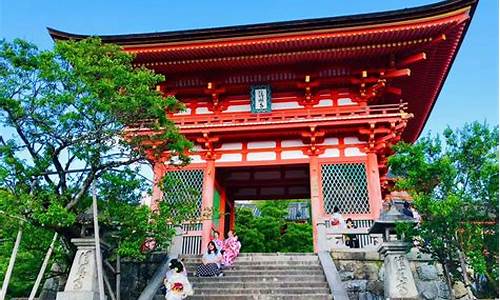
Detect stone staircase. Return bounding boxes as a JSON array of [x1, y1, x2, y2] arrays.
[[156, 253, 332, 300]]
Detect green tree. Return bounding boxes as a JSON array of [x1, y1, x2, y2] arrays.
[[0, 38, 193, 297], [280, 222, 313, 253], [235, 200, 313, 253], [390, 122, 498, 299], [235, 208, 266, 252]]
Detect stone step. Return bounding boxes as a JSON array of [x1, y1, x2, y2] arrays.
[[186, 255, 318, 260], [184, 264, 322, 271], [166, 253, 331, 300], [238, 252, 316, 256], [191, 281, 328, 289], [181, 253, 316, 258], [182, 258, 319, 265], [193, 287, 330, 295], [192, 269, 324, 276], [154, 294, 331, 300], [182, 255, 318, 263], [190, 275, 326, 283]]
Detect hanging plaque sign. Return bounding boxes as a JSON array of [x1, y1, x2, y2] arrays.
[[250, 85, 272, 113]]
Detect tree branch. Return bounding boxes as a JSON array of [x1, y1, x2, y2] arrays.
[[50, 144, 68, 194], [98, 157, 143, 172], [64, 156, 143, 211], [65, 169, 96, 211], [4, 108, 57, 189], [64, 152, 77, 172]]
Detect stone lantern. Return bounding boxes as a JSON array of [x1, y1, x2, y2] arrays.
[[369, 205, 419, 299]]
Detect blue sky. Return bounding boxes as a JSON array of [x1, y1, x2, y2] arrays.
[[1, 0, 498, 136]]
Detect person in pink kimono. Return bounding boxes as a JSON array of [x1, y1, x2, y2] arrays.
[[222, 230, 241, 267]]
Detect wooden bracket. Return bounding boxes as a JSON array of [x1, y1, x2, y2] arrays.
[[301, 126, 326, 156], [204, 82, 227, 112], [196, 132, 221, 160], [297, 75, 320, 107]]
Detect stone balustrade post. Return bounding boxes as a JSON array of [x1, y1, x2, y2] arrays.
[[316, 222, 327, 252]]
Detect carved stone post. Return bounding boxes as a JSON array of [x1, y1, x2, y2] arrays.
[[369, 206, 419, 299], [56, 238, 107, 300], [378, 241, 419, 299]]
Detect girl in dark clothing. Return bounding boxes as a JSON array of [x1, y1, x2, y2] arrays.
[[345, 218, 360, 248]]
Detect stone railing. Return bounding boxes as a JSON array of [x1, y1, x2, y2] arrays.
[[317, 220, 383, 251], [326, 227, 383, 250]]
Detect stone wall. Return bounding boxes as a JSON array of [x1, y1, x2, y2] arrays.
[[119, 252, 167, 300], [34, 252, 166, 300], [331, 250, 451, 300]]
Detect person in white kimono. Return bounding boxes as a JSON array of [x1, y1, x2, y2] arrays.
[[330, 206, 346, 229], [164, 259, 193, 300]]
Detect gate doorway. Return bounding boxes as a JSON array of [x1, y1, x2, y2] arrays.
[[214, 164, 313, 251]]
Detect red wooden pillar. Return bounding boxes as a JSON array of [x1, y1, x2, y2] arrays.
[[218, 189, 227, 235], [366, 152, 383, 219], [151, 161, 166, 212], [309, 155, 323, 253], [201, 159, 216, 250], [229, 199, 236, 231]]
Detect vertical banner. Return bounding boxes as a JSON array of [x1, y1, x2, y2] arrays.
[[250, 84, 272, 113]]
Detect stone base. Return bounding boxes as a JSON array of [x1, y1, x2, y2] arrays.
[[332, 250, 451, 300], [56, 291, 101, 300]]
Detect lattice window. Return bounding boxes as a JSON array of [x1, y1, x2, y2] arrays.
[[321, 163, 370, 214], [162, 169, 204, 218]]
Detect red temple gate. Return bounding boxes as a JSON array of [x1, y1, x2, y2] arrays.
[[50, 0, 477, 253]]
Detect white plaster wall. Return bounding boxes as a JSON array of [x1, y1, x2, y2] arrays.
[[319, 148, 340, 158], [281, 139, 304, 148], [220, 142, 243, 150], [345, 147, 366, 157], [218, 153, 243, 162], [316, 99, 334, 107], [247, 151, 276, 161], [281, 150, 308, 159], [247, 141, 276, 149], [338, 98, 356, 106], [226, 104, 250, 113], [195, 107, 212, 114], [272, 102, 302, 110], [344, 136, 361, 144], [323, 137, 339, 145]]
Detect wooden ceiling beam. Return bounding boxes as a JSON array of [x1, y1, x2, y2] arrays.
[[398, 52, 427, 67]]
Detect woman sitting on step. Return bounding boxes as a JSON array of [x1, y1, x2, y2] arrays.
[[195, 241, 223, 277]]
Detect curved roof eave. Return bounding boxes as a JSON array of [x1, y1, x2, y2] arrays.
[[48, 0, 477, 46]]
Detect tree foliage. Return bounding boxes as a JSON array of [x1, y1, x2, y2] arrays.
[[236, 200, 313, 253], [0, 38, 193, 297], [389, 122, 498, 298]]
